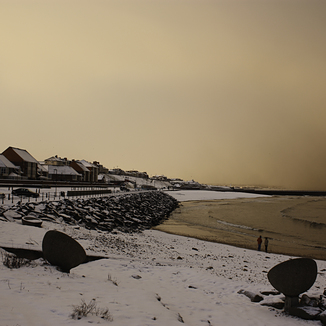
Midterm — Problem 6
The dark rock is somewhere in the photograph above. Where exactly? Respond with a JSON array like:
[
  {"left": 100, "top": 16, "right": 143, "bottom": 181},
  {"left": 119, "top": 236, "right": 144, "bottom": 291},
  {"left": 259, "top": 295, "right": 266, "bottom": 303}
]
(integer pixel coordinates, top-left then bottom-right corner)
[
  {"left": 320, "top": 310, "right": 326, "bottom": 325},
  {"left": 42, "top": 230, "right": 86, "bottom": 273},
  {"left": 319, "top": 296, "right": 326, "bottom": 310},
  {"left": 238, "top": 289, "right": 264, "bottom": 302},
  {"left": 267, "top": 258, "right": 317, "bottom": 297},
  {"left": 22, "top": 216, "right": 43, "bottom": 227},
  {"left": 260, "top": 298, "right": 284, "bottom": 310},
  {"left": 1, "top": 191, "right": 179, "bottom": 235},
  {"left": 288, "top": 306, "right": 322, "bottom": 320},
  {"left": 3, "top": 210, "right": 23, "bottom": 221},
  {"left": 24, "top": 211, "right": 41, "bottom": 218},
  {"left": 300, "top": 294, "right": 319, "bottom": 307}
]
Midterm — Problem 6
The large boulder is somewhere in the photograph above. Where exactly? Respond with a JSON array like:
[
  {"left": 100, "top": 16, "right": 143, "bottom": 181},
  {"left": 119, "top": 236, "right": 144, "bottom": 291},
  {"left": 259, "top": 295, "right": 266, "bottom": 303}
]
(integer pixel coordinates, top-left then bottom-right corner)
[
  {"left": 3, "top": 210, "right": 23, "bottom": 221},
  {"left": 288, "top": 306, "right": 322, "bottom": 320},
  {"left": 238, "top": 289, "right": 263, "bottom": 302},
  {"left": 42, "top": 230, "right": 86, "bottom": 273},
  {"left": 267, "top": 258, "right": 317, "bottom": 297},
  {"left": 260, "top": 297, "right": 285, "bottom": 310},
  {"left": 320, "top": 310, "right": 326, "bottom": 325}
]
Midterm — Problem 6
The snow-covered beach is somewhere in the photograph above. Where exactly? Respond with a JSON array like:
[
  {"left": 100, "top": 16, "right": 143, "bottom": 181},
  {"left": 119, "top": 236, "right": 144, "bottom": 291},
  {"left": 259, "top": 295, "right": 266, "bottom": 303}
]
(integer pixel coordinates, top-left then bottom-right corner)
[
  {"left": 1, "top": 190, "right": 326, "bottom": 325},
  {"left": 161, "top": 191, "right": 326, "bottom": 261}
]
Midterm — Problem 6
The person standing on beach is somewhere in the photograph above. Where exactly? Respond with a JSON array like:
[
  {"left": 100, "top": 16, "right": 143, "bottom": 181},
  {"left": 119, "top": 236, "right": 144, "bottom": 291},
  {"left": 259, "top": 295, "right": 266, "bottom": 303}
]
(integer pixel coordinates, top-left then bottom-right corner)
[
  {"left": 264, "top": 237, "right": 269, "bottom": 253},
  {"left": 257, "top": 235, "right": 262, "bottom": 251}
]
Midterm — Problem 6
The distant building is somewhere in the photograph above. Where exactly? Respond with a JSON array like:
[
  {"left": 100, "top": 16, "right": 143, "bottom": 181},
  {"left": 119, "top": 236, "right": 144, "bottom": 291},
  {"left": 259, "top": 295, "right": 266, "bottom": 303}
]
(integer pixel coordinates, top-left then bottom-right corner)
[
  {"left": 109, "top": 168, "right": 126, "bottom": 175},
  {"left": 152, "top": 175, "right": 168, "bottom": 181},
  {"left": 2, "top": 146, "right": 47, "bottom": 179},
  {"left": 44, "top": 155, "right": 70, "bottom": 166},
  {"left": 169, "top": 178, "right": 184, "bottom": 182},
  {"left": 70, "top": 159, "right": 99, "bottom": 182},
  {"left": 78, "top": 160, "right": 99, "bottom": 183},
  {"left": 0, "top": 154, "right": 21, "bottom": 179},
  {"left": 174, "top": 179, "right": 204, "bottom": 190},
  {"left": 93, "top": 161, "right": 109, "bottom": 174},
  {"left": 126, "top": 170, "right": 149, "bottom": 179},
  {"left": 98, "top": 173, "right": 125, "bottom": 186},
  {"left": 46, "top": 165, "right": 82, "bottom": 182},
  {"left": 70, "top": 160, "right": 91, "bottom": 182}
]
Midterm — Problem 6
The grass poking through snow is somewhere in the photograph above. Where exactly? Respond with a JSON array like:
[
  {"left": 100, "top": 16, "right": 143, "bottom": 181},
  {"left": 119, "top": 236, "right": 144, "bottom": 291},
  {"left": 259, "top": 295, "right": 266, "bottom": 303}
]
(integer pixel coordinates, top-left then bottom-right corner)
[{"left": 71, "top": 298, "right": 113, "bottom": 321}]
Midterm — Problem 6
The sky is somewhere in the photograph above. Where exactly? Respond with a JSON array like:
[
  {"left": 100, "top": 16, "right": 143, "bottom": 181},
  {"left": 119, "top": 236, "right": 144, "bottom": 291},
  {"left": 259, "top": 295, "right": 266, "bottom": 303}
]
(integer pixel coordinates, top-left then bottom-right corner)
[{"left": 1, "top": 0, "right": 326, "bottom": 190}]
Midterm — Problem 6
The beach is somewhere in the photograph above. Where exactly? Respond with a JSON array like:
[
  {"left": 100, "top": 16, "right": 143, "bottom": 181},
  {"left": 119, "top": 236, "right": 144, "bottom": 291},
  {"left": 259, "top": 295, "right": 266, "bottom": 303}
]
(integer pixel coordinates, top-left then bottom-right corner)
[
  {"left": 158, "top": 191, "right": 326, "bottom": 260},
  {"left": 1, "top": 190, "right": 326, "bottom": 325},
  {"left": 1, "top": 220, "right": 326, "bottom": 326}
]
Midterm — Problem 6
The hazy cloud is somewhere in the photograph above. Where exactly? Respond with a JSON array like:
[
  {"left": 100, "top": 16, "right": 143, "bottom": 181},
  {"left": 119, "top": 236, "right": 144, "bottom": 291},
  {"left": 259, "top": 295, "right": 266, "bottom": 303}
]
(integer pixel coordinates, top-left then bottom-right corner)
[{"left": 1, "top": 0, "right": 326, "bottom": 189}]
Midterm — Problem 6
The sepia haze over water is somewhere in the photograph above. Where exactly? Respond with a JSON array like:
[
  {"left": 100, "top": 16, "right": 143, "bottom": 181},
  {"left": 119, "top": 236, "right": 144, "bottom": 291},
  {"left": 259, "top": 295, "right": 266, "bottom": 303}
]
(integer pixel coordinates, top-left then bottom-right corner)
[{"left": 1, "top": 1, "right": 326, "bottom": 190}]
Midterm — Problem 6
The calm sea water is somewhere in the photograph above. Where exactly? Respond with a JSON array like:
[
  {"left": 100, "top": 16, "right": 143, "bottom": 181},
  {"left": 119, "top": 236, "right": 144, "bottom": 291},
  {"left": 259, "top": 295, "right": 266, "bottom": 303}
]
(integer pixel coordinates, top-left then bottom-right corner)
[{"left": 157, "top": 196, "right": 326, "bottom": 260}]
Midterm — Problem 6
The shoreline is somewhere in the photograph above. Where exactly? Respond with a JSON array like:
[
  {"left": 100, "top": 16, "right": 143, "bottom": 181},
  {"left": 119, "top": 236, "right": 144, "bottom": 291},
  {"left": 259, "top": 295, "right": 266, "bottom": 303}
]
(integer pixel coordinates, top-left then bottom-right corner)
[
  {"left": 154, "top": 225, "right": 325, "bottom": 261},
  {"left": 1, "top": 218, "right": 326, "bottom": 326},
  {"left": 1, "top": 193, "right": 326, "bottom": 325},
  {"left": 156, "top": 195, "right": 326, "bottom": 261}
]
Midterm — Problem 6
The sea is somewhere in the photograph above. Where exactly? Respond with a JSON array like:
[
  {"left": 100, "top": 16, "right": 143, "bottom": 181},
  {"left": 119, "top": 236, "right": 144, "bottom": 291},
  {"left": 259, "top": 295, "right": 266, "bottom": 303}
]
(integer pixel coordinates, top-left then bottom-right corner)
[{"left": 155, "top": 195, "right": 326, "bottom": 261}]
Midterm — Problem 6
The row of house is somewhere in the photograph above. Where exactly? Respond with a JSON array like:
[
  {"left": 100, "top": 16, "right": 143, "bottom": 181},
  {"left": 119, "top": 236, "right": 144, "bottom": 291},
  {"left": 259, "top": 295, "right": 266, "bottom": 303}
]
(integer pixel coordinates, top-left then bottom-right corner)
[
  {"left": 0, "top": 147, "right": 101, "bottom": 183},
  {"left": 0, "top": 146, "right": 185, "bottom": 188}
]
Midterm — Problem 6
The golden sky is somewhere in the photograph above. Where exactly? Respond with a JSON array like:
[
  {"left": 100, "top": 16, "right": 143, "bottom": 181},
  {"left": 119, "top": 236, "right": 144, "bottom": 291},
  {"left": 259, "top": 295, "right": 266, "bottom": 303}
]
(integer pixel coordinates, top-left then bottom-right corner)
[{"left": 1, "top": 0, "right": 326, "bottom": 189}]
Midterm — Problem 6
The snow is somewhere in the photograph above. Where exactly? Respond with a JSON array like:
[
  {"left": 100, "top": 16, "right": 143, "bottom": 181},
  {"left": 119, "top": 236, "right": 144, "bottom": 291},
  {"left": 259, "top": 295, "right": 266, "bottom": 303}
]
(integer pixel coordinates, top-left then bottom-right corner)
[
  {"left": 0, "top": 154, "right": 17, "bottom": 168},
  {"left": 0, "top": 190, "right": 325, "bottom": 326},
  {"left": 46, "top": 165, "right": 81, "bottom": 176}
]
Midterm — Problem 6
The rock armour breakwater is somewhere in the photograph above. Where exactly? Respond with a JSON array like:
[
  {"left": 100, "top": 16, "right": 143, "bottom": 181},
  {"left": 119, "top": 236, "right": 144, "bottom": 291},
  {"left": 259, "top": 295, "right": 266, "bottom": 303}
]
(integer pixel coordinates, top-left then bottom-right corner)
[{"left": 0, "top": 191, "right": 179, "bottom": 233}]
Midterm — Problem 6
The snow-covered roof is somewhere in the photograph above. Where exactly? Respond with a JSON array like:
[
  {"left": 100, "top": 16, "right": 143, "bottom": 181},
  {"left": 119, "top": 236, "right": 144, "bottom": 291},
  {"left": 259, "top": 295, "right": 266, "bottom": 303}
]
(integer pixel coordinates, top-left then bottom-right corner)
[
  {"left": 37, "top": 163, "right": 47, "bottom": 173},
  {"left": 98, "top": 174, "right": 123, "bottom": 182},
  {"left": 9, "top": 172, "right": 20, "bottom": 177},
  {"left": 73, "top": 161, "right": 90, "bottom": 172},
  {"left": 47, "top": 165, "right": 81, "bottom": 176},
  {"left": 79, "top": 159, "right": 97, "bottom": 168},
  {"left": 0, "top": 154, "right": 17, "bottom": 169},
  {"left": 9, "top": 147, "right": 39, "bottom": 163},
  {"left": 45, "top": 156, "right": 65, "bottom": 162}
]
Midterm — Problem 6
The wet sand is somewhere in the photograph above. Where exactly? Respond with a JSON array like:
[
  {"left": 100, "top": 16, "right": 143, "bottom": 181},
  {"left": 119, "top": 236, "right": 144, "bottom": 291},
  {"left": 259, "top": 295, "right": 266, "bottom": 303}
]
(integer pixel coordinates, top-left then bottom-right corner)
[{"left": 154, "top": 196, "right": 326, "bottom": 260}]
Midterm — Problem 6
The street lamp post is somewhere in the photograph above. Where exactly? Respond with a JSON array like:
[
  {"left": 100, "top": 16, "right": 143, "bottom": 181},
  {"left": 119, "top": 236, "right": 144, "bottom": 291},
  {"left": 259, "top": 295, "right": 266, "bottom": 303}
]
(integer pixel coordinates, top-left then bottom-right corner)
[{"left": 54, "top": 168, "right": 57, "bottom": 198}]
